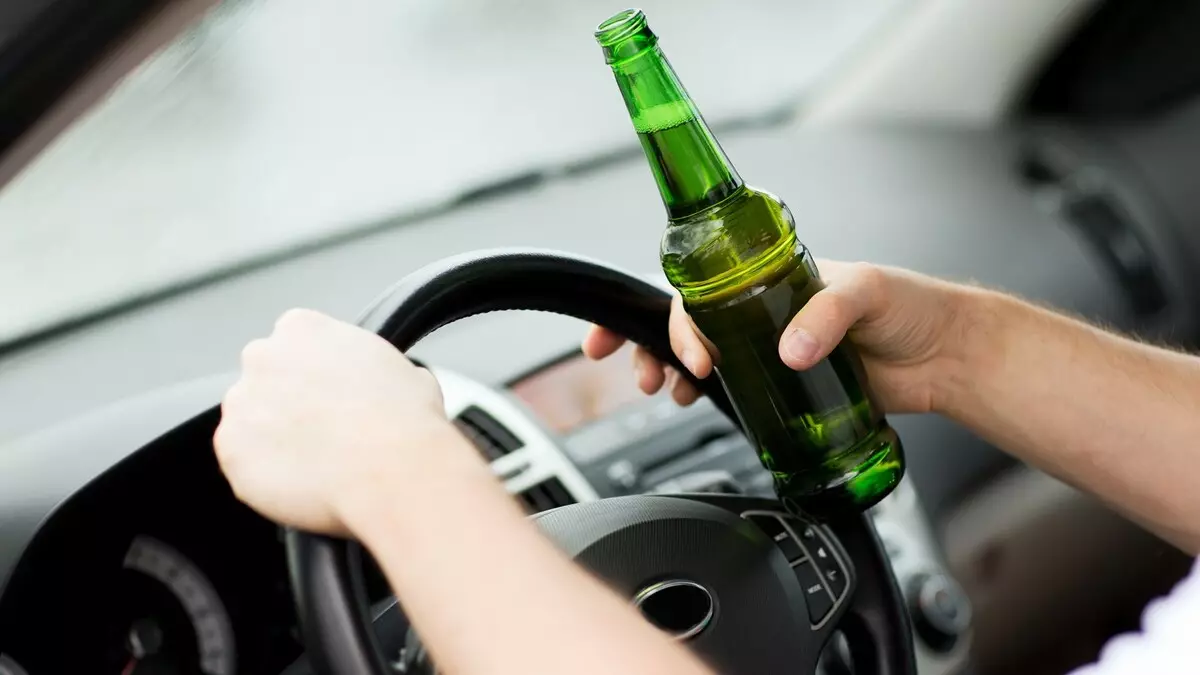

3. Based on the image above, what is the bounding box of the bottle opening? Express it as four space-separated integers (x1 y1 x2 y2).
595 8 656 63
595 9 646 44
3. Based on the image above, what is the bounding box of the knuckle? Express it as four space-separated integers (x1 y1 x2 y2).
419 369 445 405
240 339 272 368
847 262 886 299
819 288 852 324
212 422 236 462
275 307 320 332
221 380 248 410
225 476 252 505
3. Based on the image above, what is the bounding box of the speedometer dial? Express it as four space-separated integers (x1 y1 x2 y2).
121 536 236 675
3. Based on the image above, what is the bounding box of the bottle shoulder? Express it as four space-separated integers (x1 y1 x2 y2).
660 186 806 302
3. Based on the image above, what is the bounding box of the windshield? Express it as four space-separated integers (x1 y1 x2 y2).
0 0 904 347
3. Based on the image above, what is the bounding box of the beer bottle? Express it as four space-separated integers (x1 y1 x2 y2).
595 9 905 516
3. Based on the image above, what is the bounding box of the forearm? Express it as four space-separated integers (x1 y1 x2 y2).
937 287 1200 552
340 427 713 675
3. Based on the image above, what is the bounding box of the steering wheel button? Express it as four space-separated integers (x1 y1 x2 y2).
773 532 805 562
747 515 786 539
820 564 848 598
792 560 834 624
783 518 818 541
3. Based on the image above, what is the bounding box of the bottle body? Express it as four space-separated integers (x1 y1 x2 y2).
596 9 904 516
662 187 904 515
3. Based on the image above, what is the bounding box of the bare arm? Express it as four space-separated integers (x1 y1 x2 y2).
586 261 1200 553
341 427 714 675
939 287 1200 553
215 310 714 675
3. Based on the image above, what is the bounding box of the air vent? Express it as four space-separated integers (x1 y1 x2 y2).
1018 141 1169 317
517 478 576 514
453 406 523 461
1061 191 1168 316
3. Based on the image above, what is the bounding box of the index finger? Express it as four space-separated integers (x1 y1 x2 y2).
582 324 628 360
669 294 714 378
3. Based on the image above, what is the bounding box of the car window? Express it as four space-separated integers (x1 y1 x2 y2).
0 0 905 346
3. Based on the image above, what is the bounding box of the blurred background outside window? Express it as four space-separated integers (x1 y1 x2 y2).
0 0 904 345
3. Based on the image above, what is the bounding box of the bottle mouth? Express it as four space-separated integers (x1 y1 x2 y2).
595 8 656 63
595 9 647 44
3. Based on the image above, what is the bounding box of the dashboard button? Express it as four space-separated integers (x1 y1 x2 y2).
908 573 971 652
793 560 833 624
881 533 903 560
605 460 640 491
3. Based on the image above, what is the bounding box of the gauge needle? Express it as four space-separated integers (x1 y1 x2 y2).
123 617 163 675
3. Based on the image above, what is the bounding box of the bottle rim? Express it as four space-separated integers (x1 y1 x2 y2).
594 8 650 46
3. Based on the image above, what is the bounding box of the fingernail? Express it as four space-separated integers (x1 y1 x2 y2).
782 328 819 366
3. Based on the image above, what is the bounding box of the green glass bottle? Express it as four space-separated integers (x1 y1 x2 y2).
595 9 905 516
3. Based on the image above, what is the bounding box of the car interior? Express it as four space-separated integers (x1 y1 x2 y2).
2 0 1199 674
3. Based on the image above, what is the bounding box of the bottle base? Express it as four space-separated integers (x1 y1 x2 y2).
776 424 906 519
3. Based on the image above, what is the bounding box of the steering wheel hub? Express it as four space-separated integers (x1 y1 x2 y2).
533 494 848 673
633 579 714 641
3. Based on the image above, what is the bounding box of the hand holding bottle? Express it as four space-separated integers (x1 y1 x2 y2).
583 260 972 417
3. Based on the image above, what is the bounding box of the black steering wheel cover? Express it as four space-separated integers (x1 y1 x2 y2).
831 513 918 675
285 248 915 675
285 529 386 674
358 248 741 425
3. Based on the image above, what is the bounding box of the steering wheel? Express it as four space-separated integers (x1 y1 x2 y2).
284 249 916 675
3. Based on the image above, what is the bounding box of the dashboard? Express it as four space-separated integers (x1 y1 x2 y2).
0 344 971 675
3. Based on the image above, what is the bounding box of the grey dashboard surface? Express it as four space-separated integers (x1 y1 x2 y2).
1097 98 1200 275
0 122 1183 518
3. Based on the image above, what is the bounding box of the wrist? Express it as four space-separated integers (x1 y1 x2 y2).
333 421 494 538
929 284 1006 417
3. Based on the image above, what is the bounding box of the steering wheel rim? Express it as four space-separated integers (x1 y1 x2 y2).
283 248 916 675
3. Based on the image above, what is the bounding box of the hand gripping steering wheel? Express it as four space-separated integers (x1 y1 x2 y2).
284 249 916 675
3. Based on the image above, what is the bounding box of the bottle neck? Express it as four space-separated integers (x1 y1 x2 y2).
608 46 743 220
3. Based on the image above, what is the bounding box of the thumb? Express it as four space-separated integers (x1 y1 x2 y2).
778 267 882 370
